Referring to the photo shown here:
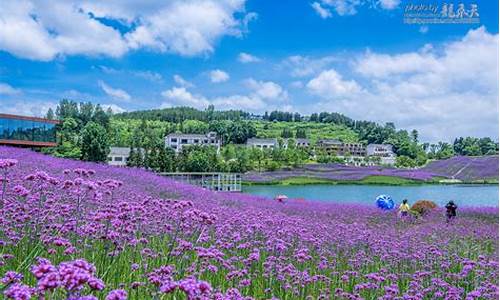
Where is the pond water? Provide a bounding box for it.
[242,184,499,207]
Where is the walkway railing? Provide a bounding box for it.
[160,172,242,192]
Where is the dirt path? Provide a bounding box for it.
[451,158,475,179]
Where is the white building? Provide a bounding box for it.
[107,147,131,166]
[165,132,221,154]
[367,144,396,165]
[247,138,311,150]
[246,138,278,150]
[295,138,310,148]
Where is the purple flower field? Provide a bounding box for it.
[0,146,498,299]
[422,156,499,181]
[244,156,499,183]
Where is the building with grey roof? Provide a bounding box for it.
[107,147,132,166]
[246,138,278,150]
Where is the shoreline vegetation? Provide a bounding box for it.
[242,175,499,186]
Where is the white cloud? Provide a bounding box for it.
[161,86,266,110]
[173,74,194,88]
[98,66,119,74]
[282,55,337,77]
[212,95,265,110]
[245,78,288,100]
[378,0,400,10]
[126,1,247,56]
[123,0,253,56]
[307,27,499,142]
[61,89,94,100]
[307,69,362,98]
[98,80,131,102]
[318,0,360,16]
[238,52,261,63]
[0,83,21,95]
[97,66,162,82]
[209,69,230,83]
[0,1,128,61]
[290,81,304,88]
[311,2,332,19]
[161,87,209,109]
[419,26,429,34]
[311,0,400,17]
[161,78,289,111]
[354,50,440,78]
[102,103,126,114]
[132,70,163,82]
[0,99,56,117]
[0,0,253,60]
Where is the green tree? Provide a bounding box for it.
[396,156,417,168]
[145,147,159,170]
[478,137,498,155]
[295,128,307,139]
[177,146,219,172]
[80,122,109,162]
[127,148,138,167]
[92,104,110,129]
[52,117,81,159]
[316,149,331,164]
[182,120,209,134]
[435,142,454,159]
[228,121,257,144]
[209,120,230,144]
[222,144,237,161]
[224,147,251,173]
[55,99,79,121]
[52,141,81,159]
[157,147,176,172]
[46,108,55,120]
[127,147,144,167]
[281,127,293,138]
[249,147,265,172]
[264,160,280,171]
[79,102,95,127]
[411,129,419,143]
[416,151,428,166]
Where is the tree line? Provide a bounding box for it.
[127,139,309,173]
[114,105,250,123]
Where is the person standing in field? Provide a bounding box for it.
[398,199,410,218]
[445,200,458,222]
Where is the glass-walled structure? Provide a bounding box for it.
[0,114,59,147]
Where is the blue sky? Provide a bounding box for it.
[0,0,498,142]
